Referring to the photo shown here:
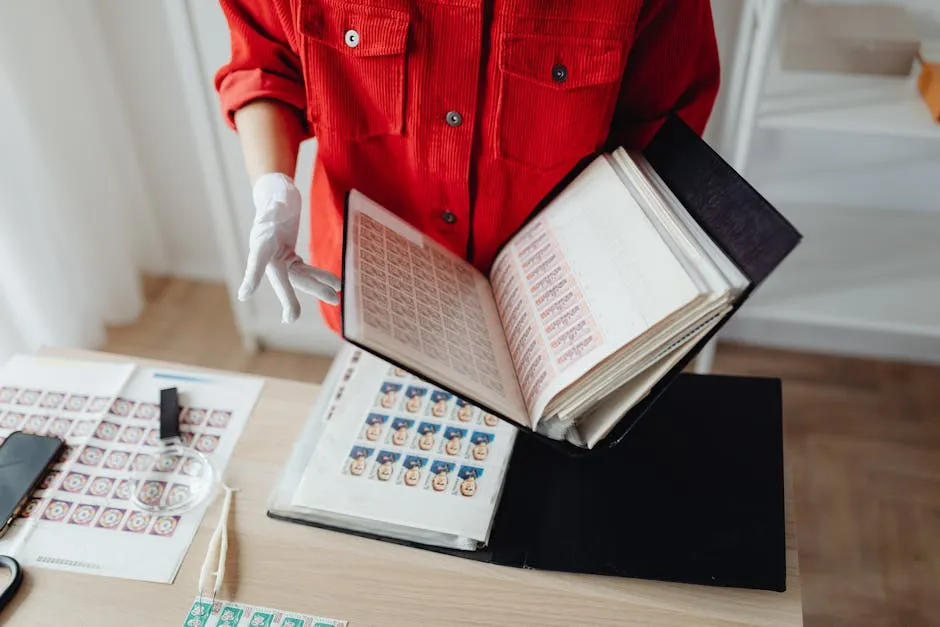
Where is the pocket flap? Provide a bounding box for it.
[499,34,625,90]
[301,3,409,57]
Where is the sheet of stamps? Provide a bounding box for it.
[340,362,511,502]
[0,355,262,583]
[292,347,518,546]
[183,597,346,627]
[353,211,506,397]
[492,217,604,407]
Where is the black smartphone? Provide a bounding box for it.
[0,432,64,537]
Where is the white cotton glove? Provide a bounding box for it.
[238,172,341,323]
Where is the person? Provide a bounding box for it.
[214,0,720,330]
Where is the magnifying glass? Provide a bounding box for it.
[128,388,217,514]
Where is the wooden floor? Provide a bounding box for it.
[104,277,940,627]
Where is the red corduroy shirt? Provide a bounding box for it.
[215,0,720,333]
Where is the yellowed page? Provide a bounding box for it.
[343,192,529,428]
[576,314,724,448]
[490,155,702,425]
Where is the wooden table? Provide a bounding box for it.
[3,350,804,626]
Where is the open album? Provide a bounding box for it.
[268,342,791,592]
[342,148,754,449]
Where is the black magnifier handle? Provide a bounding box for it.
[160,387,181,442]
[0,554,23,611]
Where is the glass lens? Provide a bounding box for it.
[128,444,216,514]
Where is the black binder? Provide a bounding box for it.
[592,116,800,454]
[271,116,798,592]
[339,114,802,456]
[270,370,789,592]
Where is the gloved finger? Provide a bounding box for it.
[306,265,342,292]
[287,259,341,294]
[284,253,341,292]
[288,263,341,305]
[267,260,301,323]
[238,235,277,301]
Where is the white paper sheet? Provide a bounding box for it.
[290,347,517,545]
[0,355,263,583]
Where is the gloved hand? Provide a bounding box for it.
[238,172,341,323]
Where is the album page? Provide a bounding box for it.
[573,314,724,448]
[343,192,529,427]
[289,345,517,548]
[490,155,703,425]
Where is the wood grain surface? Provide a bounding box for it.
[85,276,940,626]
[0,345,803,627]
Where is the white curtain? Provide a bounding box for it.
[0,1,160,362]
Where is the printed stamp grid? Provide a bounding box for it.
[0,391,236,538]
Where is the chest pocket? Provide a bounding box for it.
[299,2,409,141]
[496,34,626,172]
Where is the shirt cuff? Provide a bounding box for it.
[216,68,308,130]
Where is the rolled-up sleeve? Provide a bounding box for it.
[213,0,307,130]
[607,0,721,149]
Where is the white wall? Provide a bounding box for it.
[706,0,745,147]
[94,0,224,282]
[716,0,940,364]
[161,0,342,355]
